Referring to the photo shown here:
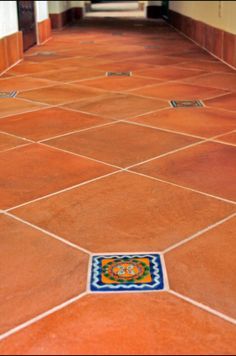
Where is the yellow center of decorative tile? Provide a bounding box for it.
[101,258,152,284]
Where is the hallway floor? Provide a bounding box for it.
[0,16,235,355]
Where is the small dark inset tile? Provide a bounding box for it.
[106,72,132,77]
[0,91,18,98]
[36,52,57,56]
[90,253,164,292]
[112,32,124,36]
[171,100,204,108]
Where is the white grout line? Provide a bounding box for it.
[0,58,23,78]
[160,254,170,291]
[0,291,89,342]
[40,142,123,170]
[126,170,236,206]
[0,143,32,154]
[212,129,236,140]
[38,120,120,143]
[169,290,236,325]
[126,139,205,170]
[0,130,33,143]
[6,170,121,212]
[163,212,236,254]
[5,211,92,255]
[121,119,205,140]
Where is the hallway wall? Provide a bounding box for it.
[0,1,23,73]
[168,0,236,68]
[36,1,52,44]
[48,1,84,29]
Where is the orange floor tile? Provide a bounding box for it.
[0,13,235,356]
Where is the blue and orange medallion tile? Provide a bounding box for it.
[90,254,164,292]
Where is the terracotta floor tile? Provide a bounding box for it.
[79,76,162,91]
[0,107,111,141]
[215,132,236,145]
[132,142,236,201]
[205,93,236,111]
[30,67,104,83]
[183,72,236,92]
[0,76,58,92]
[0,144,115,210]
[45,122,198,167]
[7,62,59,75]
[132,83,228,100]
[11,172,235,252]
[63,93,169,119]
[166,217,236,318]
[133,55,186,66]
[0,292,235,355]
[129,107,236,138]
[136,66,206,81]
[0,132,29,152]
[19,84,106,105]
[93,60,154,72]
[0,98,46,119]
[176,59,235,73]
[0,214,88,334]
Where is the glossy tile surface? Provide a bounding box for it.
[0,293,235,355]
[45,122,198,167]
[0,214,88,334]
[132,142,236,201]
[63,93,168,119]
[0,14,235,356]
[0,107,111,141]
[166,217,236,318]
[0,144,114,209]
[11,172,235,252]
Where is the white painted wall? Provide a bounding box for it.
[0,1,18,39]
[35,1,49,22]
[169,1,236,35]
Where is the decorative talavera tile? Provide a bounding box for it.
[170,100,203,108]
[0,91,18,98]
[90,254,164,292]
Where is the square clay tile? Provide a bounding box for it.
[30,67,104,83]
[214,132,236,145]
[0,98,46,119]
[0,76,58,92]
[205,93,236,112]
[7,62,59,75]
[176,59,235,73]
[165,217,236,318]
[11,172,235,253]
[0,214,88,334]
[18,84,107,105]
[129,107,236,138]
[63,93,169,120]
[45,122,198,168]
[183,72,236,92]
[90,253,164,292]
[93,60,153,72]
[0,132,29,152]
[0,107,111,141]
[78,76,162,92]
[0,144,115,209]
[132,141,236,201]
[136,66,206,81]
[0,293,235,355]
[132,83,228,101]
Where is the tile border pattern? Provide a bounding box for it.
[90,253,164,292]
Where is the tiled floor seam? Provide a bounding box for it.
[5,211,92,255]
[0,143,32,154]
[0,292,89,342]
[126,170,236,206]
[163,211,236,254]
[39,142,123,169]
[169,290,236,325]
[38,120,122,143]
[5,170,121,212]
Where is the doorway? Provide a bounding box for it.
[86,1,145,18]
[17,1,37,51]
